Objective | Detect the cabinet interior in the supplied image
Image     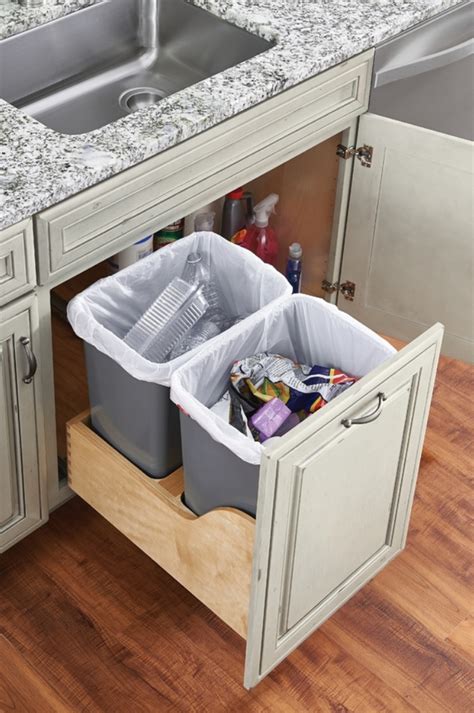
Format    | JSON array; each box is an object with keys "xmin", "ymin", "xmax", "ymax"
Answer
[
  {"xmin": 50, "ymin": 134, "xmax": 341, "ymax": 482},
  {"xmin": 246, "ymin": 133, "xmax": 341, "ymax": 295}
]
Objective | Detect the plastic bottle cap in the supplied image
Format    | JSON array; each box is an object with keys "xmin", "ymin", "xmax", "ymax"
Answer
[
  {"xmin": 226, "ymin": 188, "xmax": 244, "ymax": 200},
  {"xmin": 289, "ymin": 242, "xmax": 302, "ymax": 259},
  {"xmin": 186, "ymin": 252, "xmax": 202, "ymax": 264}
]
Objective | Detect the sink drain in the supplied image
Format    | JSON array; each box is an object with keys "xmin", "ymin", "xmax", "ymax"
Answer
[{"xmin": 119, "ymin": 87, "xmax": 167, "ymax": 113}]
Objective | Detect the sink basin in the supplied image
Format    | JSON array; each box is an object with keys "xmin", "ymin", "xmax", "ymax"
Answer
[{"xmin": 0, "ymin": 0, "xmax": 272, "ymax": 134}]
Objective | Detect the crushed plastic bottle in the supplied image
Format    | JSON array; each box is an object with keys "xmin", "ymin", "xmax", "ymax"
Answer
[{"xmin": 181, "ymin": 251, "xmax": 227, "ymax": 327}]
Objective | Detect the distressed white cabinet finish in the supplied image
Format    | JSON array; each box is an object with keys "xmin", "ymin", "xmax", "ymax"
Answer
[
  {"xmin": 244, "ymin": 323, "xmax": 443, "ymax": 687},
  {"xmin": 0, "ymin": 296, "xmax": 46, "ymax": 552},
  {"xmin": 337, "ymin": 113, "xmax": 473, "ymax": 362}
]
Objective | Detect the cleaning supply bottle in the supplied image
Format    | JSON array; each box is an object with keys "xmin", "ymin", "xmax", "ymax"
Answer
[
  {"xmin": 183, "ymin": 199, "xmax": 222, "ymax": 235},
  {"xmin": 221, "ymin": 189, "xmax": 253, "ymax": 240},
  {"xmin": 222, "ymin": 188, "xmax": 245, "ymax": 240},
  {"xmin": 155, "ymin": 218, "xmax": 184, "ymax": 249},
  {"xmin": 239, "ymin": 194, "xmax": 279, "ymax": 266},
  {"xmin": 193, "ymin": 211, "xmax": 215, "ymax": 232},
  {"xmin": 285, "ymin": 242, "xmax": 303, "ymax": 293},
  {"xmin": 108, "ymin": 234, "xmax": 154, "ymax": 273}
]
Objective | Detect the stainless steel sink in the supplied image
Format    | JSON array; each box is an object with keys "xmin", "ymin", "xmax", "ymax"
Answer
[{"xmin": 0, "ymin": 0, "xmax": 272, "ymax": 134}]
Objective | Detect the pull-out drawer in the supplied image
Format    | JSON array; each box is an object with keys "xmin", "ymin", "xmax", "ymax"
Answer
[
  {"xmin": 0, "ymin": 219, "xmax": 36, "ymax": 305},
  {"xmin": 36, "ymin": 51, "xmax": 372, "ymax": 286},
  {"xmin": 67, "ymin": 324, "xmax": 442, "ymax": 688}
]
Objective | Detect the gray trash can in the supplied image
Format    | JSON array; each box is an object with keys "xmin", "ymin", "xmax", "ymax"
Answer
[
  {"xmin": 180, "ymin": 413, "xmax": 259, "ymax": 515},
  {"xmin": 171, "ymin": 294, "xmax": 397, "ymax": 513},
  {"xmin": 67, "ymin": 232, "xmax": 291, "ymax": 478},
  {"xmin": 84, "ymin": 344, "xmax": 182, "ymax": 477}
]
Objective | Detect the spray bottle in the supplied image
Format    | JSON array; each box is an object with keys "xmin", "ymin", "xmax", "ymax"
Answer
[{"xmin": 240, "ymin": 193, "xmax": 279, "ymax": 266}]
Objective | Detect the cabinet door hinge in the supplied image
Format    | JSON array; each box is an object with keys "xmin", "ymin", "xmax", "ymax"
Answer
[
  {"xmin": 321, "ymin": 280, "xmax": 356, "ymax": 301},
  {"xmin": 336, "ymin": 144, "xmax": 373, "ymax": 167}
]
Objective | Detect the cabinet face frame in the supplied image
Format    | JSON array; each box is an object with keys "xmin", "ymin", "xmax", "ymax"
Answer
[
  {"xmin": 0, "ymin": 294, "xmax": 48, "ymax": 551},
  {"xmin": 41, "ymin": 112, "xmax": 358, "ymax": 508},
  {"xmin": 39, "ymin": 53, "xmax": 371, "ymax": 508}
]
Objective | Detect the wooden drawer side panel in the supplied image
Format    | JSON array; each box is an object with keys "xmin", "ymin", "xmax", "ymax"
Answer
[{"xmin": 67, "ymin": 413, "xmax": 254, "ymax": 638}]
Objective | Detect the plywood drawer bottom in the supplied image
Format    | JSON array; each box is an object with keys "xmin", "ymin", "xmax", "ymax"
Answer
[{"xmin": 67, "ymin": 411, "xmax": 255, "ymax": 639}]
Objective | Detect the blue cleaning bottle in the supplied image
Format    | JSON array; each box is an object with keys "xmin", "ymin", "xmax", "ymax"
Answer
[{"xmin": 285, "ymin": 242, "xmax": 303, "ymax": 293}]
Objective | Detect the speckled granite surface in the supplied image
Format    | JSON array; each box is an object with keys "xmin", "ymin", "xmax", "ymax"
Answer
[
  {"xmin": 0, "ymin": 0, "xmax": 98, "ymax": 40},
  {"xmin": 0, "ymin": 0, "xmax": 461, "ymax": 230}
]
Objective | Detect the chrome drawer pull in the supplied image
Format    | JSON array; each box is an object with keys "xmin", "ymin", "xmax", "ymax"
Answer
[
  {"xmin": 342, "ymin": 392, "xmax": 387, "ymax": 428},
  {"xmin": 20, "ymin": 336, "xmax": 37, "ymax": 384}
]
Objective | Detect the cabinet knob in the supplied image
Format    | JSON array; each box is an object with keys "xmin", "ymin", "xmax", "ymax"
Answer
[{"xmin": 20, "ymin": 336, "xmax": 37, "ymax": 384}]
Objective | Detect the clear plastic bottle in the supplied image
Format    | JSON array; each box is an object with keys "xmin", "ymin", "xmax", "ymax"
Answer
[
  {"xmin": 181, "ymin": 252, "xmax": 226, "ymax": 328},
  {"xmin": 182, "ymin": 253, "xmax": 218, "ymax": 308}
]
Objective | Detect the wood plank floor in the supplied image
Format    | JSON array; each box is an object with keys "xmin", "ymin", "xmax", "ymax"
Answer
[{"xmin": 0, "ymin": 350, "xmax": 473, "ymax": 712}]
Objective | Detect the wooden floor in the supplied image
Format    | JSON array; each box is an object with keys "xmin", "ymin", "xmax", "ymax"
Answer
[{"xmin": 0, "ymin": 350, "xmax": 473, "ymax": 712}]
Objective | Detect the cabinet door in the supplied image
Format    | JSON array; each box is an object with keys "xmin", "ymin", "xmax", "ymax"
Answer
[
  {"xmin": 337, "ymin": 113, "xmax": 473, "ymax": 362},
  {"xmin": 0, "ymin": 302, "xmax": 44, "ymax": 552},
  {"xmin": 244, "ymin": 324, "xmax": 443, "ymax": 688}
]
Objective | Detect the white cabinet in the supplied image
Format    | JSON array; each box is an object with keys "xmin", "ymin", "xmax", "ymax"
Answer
[
  {"xmin": 67, "ymin": 323, "xmax": 443, "ymax": 688},
  {"xmin": 0, "ymin": 296, "xmax": 46, "ymax": 552},
  {"xmin": 244, "ymin": 323, "xmax": 442, "ymax": 686},
  {"xmin": 336, "ymin": 113, "xmax": 473, "ymax": 362},
  {"xmin": 0, "ymin": 41, "xmax": 449, "ymax": 686}
]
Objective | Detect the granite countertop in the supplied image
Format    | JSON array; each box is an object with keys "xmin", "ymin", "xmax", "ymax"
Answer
[{"xmin": 0, "ymin": 0, "xmax": 461, "ymax": 230}]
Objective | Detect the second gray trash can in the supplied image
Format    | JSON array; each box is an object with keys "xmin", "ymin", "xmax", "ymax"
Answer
[
  {"xmin": 67, "ymin": 231, "xmax": 291, "ymax": 477},
  {"xmin": 171, "ymin": 294, "xmax": 397, "ymax": 515}
]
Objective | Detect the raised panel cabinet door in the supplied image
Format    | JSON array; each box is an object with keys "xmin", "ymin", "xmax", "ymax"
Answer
[
  {"xmin": 0, "ymin": 305, "xmax": 43, "ymax": 552},
  {"xmin": 244, "ymin": 324, "xmax": 443, "ymax": 688},
  {"xmin": 338, "ymin": 113, "xmax": 473, "ymax": 362}
]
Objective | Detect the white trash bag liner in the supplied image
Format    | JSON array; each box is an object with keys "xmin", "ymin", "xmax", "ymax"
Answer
[
  {"xmin": 67, "ymin": 232, "xmax": 292, "ymax": 387},
  {"xmin": 171, "ymin": 294, "xmax": 397, "ymax": 465}
]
